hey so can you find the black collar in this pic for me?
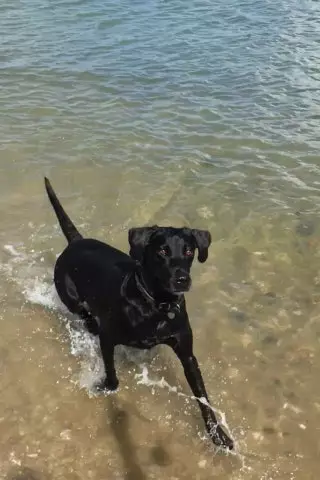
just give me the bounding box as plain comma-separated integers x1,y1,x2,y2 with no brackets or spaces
134,270,182,319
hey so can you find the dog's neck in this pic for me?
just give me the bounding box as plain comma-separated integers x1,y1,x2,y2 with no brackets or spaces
134,267,183,317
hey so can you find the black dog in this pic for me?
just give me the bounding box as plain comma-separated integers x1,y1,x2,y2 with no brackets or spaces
44,177,234,450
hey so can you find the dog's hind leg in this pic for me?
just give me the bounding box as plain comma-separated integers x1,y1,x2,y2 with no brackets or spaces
78,305,99,336
55,273,99,335
95,335,119,392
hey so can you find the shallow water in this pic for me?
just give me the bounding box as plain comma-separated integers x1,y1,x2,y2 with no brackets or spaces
1,0,320,479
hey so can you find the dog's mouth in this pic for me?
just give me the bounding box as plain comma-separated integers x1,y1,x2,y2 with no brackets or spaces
172,286,190,294
171,278,191,293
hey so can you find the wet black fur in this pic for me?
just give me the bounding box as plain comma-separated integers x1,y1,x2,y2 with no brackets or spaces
44,177,234,450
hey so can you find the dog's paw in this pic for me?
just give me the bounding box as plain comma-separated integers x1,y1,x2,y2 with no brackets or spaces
211,425,234,451
94,378,119,394
84,317,99,336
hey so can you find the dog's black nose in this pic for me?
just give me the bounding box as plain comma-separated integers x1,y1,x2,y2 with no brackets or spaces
176,275,188,284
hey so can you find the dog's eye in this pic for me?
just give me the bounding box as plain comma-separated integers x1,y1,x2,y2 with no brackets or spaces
185,249,194,257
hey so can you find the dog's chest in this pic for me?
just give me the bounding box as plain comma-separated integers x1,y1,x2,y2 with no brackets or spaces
127,313,179,349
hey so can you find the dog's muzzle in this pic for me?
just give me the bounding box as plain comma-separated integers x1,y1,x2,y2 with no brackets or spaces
172,270,191,292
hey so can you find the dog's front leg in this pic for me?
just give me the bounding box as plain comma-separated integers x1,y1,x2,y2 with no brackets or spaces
96,334,119,393
167,333,234,450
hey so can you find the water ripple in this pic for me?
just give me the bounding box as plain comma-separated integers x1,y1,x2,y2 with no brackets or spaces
1,0,320,205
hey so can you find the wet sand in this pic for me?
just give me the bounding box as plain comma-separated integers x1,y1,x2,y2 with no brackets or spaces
0,168,319,479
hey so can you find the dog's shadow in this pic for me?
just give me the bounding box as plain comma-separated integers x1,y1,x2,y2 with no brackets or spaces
5,466,52,480
105,345,206,480
106,395,171,480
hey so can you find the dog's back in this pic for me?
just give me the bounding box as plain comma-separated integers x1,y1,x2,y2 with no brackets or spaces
44,177,135,313
55,237,134,312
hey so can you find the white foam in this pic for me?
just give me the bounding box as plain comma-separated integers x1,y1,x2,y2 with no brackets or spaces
4,244,20,257
24,278,62,310
135,365,237,456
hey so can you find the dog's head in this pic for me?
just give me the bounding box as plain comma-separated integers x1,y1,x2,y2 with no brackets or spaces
128,226,211,294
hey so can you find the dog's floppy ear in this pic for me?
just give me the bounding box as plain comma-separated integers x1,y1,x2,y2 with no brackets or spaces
191,229,212,263
128,226,158,263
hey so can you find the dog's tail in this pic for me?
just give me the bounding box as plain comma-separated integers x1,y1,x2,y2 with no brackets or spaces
44,177,82,243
